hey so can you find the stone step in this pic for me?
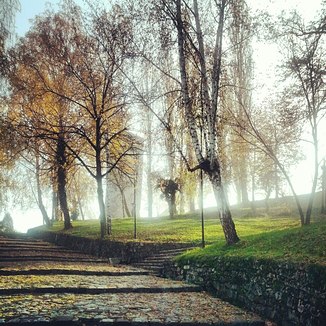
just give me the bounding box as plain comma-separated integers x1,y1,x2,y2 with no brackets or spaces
132,264,163,276
151,249,195,259
132,262,163,269
0,254,100,260
0,256,107,263
147,253,178,259
143,256,173,263
144,247,196,261
0,269,150,276
156,247,196,254
0,238,50,245
0,241,54,248
0,286,201,295
3,322,265,326
0,249,91,256
0,247,74,253
130,246,196,276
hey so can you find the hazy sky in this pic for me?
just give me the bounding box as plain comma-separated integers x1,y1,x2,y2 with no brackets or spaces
16,0,59,36
16,0,323,37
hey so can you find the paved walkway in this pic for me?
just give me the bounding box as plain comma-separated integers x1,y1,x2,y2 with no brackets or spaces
0,234,267,325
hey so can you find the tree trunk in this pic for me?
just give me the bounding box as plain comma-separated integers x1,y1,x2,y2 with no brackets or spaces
305,128,319,225
77,193,85,220
51,186,59,221
189,198,195,212
97,119,107,239
251,171,256,215
143,65,154,219
168,191,177,218
104,177,111,235
104,130,112,235
240,169,249,204
146,135,153,218
179,191,185,214
97,175,107,239
274,162,280,199
236,184,241,206
122,191,131,217
265,189,271,213
279,164,305,225
56,134,72,230
322,161,326,214
35,154,51,227
167,198,175,219
176,0,203,164
104,173,111,235
207,159,240,245
57,165,71,230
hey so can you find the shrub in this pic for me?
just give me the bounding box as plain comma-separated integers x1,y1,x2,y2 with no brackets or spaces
0,212,14,233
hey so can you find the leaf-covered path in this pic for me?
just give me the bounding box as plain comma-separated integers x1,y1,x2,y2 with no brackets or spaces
0,234,267,325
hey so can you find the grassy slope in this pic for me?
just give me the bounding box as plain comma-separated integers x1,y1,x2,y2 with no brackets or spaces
178,220,326,266
32,213,326,265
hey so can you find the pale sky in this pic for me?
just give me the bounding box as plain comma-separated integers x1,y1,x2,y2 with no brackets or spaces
16,0,323,37
248,0,322,19
16,0,59,36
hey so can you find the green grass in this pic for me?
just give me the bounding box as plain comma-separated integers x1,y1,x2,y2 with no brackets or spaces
178,220,326,266
33,214,300,243
32,213,326,265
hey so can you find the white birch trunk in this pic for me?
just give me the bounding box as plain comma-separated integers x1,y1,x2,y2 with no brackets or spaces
176,0,239,244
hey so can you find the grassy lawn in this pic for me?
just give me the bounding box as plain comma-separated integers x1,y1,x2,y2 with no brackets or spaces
178,220,326,266
32,211,326,265
33,214,300,243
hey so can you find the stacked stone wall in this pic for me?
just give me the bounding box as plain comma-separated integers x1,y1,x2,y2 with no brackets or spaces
162,257,326,326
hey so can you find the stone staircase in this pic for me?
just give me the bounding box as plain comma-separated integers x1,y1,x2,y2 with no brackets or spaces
0,234,267,325
131,246,197,276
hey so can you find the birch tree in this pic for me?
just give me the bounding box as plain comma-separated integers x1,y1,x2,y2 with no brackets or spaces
0,0,20,209
154,0,240,244
0,0,20,79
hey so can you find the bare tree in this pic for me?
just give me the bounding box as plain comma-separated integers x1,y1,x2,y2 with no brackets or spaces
228,94,306,224
281,12,326,224
226,0,253,205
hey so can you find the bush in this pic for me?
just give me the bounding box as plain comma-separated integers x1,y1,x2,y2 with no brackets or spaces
0,212,14,233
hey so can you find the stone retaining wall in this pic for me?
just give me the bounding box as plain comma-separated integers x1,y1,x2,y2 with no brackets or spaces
162,257,326,326
27,230,193,263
